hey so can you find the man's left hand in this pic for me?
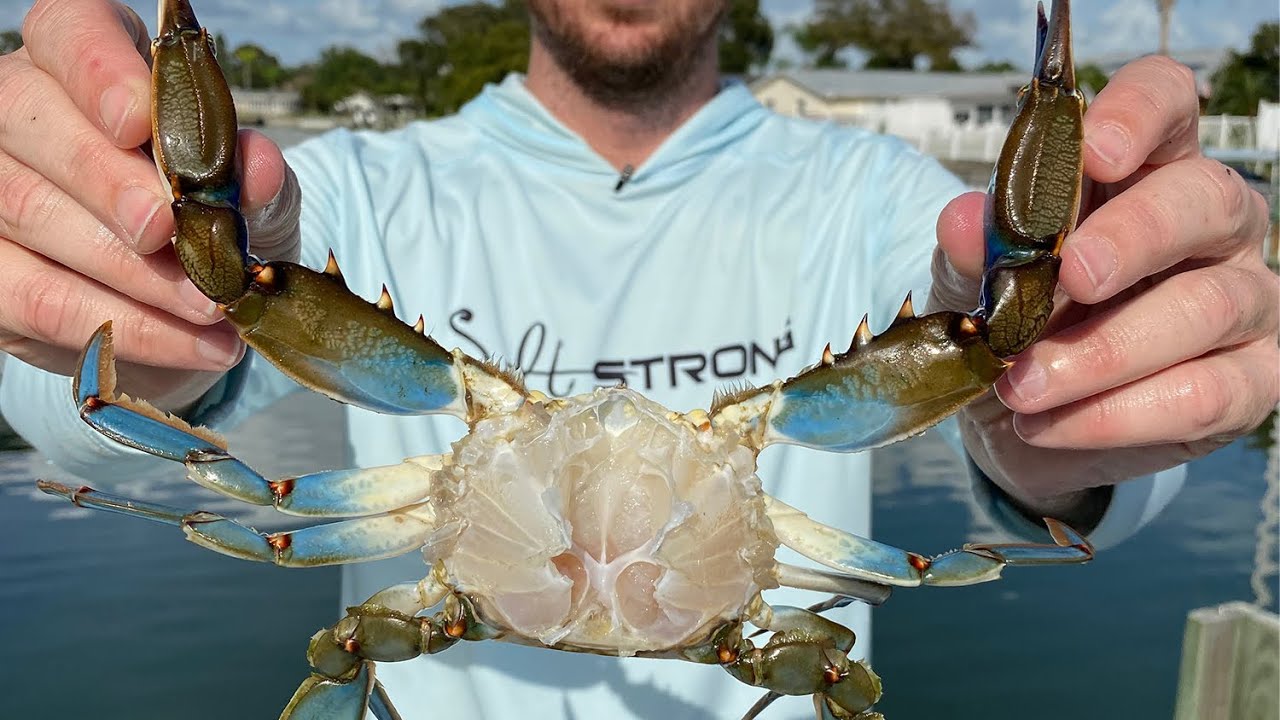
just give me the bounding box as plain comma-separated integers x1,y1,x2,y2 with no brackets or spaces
929,55,1279,520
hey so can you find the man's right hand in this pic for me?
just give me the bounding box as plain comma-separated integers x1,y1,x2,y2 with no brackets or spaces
0,0,301,411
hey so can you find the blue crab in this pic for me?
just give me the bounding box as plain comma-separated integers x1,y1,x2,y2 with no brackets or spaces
37,1,1093,718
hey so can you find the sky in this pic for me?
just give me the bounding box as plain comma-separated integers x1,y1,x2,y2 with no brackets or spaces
4,0,1277,70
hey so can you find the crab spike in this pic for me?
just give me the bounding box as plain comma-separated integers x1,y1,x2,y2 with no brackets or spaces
848,314,873,353
413,315,426,334
821,343,835,366
323,250,346,285
891,292,915,325
376,285,395,314
958,315,982,338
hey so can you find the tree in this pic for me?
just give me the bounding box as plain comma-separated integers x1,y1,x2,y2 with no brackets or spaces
226,44,288,90
0,29,22,54
1206,22,1279,116
794,0,975,70
299,47,395,112
719,0,774,76
412,0,530,115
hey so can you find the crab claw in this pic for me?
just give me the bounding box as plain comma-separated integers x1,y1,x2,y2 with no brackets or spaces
981,0,1084,356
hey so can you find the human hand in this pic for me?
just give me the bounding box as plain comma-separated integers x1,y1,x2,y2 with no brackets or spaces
929,56,1279,522
0,0,301,410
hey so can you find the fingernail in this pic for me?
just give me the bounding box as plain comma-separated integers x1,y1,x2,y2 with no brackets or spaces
99,84,137,143
179,279,220,320
115,186,167,248
1071,236,1119,294
1013,412,1051,441
1004,358,1048,406
196,328,243,369
1087,123,1130,167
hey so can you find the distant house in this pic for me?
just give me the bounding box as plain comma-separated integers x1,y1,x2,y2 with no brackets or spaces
230,89,302,124
750,69,1027,146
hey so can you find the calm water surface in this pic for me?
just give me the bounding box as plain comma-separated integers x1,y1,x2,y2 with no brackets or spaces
1,388,1275,720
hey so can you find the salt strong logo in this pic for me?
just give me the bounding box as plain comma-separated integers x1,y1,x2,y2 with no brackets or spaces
449,308,797,398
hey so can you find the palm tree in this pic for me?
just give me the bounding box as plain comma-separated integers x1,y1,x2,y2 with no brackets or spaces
1156,0,1175,55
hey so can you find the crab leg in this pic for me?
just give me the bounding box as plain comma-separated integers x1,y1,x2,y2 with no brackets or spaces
282,580,490,720
715,605,882,720
712,0,1085,455
766,497,1093,587
71,322,443,516
35,481,437,566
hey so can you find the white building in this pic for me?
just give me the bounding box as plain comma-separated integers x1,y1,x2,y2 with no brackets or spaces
230,89,302,123
750,69,1028,148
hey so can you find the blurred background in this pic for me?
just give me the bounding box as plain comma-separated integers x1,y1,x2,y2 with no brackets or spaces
1,0,1277,718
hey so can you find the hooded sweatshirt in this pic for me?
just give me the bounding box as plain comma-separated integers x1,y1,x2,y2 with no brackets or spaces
1,75,1183,720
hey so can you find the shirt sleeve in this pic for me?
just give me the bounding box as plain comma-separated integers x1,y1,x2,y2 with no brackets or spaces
0,129,355,482
860,136,1185,550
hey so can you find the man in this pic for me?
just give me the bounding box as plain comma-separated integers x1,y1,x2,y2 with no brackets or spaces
1,1,1275,718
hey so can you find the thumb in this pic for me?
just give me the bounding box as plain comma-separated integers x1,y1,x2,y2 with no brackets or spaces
929,190,986,312
238,129,301,264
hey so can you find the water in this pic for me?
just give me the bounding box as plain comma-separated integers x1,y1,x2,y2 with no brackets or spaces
1,388,1275,719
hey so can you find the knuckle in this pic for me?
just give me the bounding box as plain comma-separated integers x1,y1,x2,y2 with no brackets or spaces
1139,55,1197,98
13,268,82,343
0,162,60,236
1180,363,1236,438
1190,157,1248,236
65,127,114,187
1182,268,1245,345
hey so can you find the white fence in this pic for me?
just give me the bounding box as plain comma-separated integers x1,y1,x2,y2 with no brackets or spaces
870,102,1280,165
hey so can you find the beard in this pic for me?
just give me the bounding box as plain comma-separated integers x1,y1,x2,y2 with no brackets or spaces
528,1,727,109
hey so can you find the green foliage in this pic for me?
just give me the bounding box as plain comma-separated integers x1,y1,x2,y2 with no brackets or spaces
719,0,774,76
413,0,531,115
229,44,289,89
300,47,399,112
1206,22,1279,116
794,0,975,70
1076,63,1109,95
0,29,22,54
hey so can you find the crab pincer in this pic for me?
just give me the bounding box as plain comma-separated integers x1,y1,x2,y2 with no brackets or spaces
714,0,1086,456
151,0,492,416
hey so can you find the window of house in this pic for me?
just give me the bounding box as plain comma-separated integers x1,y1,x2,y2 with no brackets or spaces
797,98,807,115
977,105,994,124
954,110,971,124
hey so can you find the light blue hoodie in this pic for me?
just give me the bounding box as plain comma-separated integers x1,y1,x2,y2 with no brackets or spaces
1,75,1183,719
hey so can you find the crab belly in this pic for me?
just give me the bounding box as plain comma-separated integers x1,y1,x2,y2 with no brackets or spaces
427,388,776,655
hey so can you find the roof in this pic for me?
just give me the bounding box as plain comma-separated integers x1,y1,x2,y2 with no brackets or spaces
752,69,1027,101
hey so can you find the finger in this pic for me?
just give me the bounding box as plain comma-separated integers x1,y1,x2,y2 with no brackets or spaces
0,239,243,371
0,332,227,411
1060,157,1267,303
237,129,301,261
22,0,153,148
0,150,221,324
934,191,985,279
926,191,984,313
1010,340,1279,449
996,263,1279,415
0,54,174,252
1082,55,1201,184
